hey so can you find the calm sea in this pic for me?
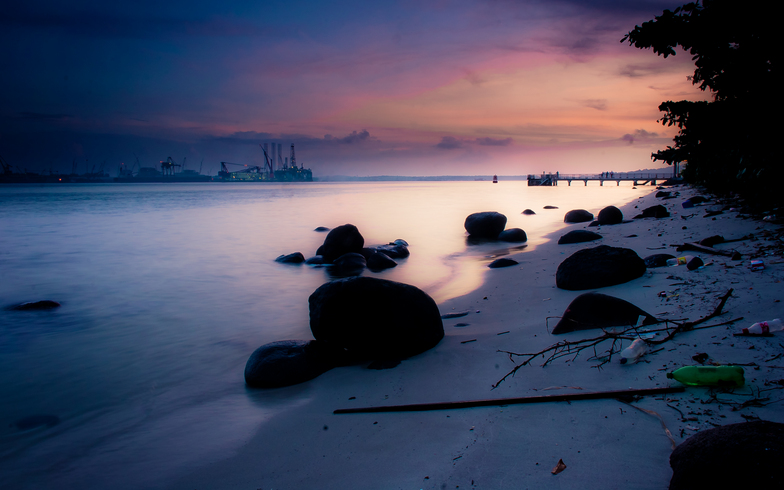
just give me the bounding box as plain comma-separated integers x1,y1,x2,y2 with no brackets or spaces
0,181,647,488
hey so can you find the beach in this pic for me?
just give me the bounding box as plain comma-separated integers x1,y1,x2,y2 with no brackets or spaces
170,184,784,489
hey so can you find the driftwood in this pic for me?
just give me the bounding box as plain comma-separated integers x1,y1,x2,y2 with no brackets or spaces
333,386,686,414
675,242,740,258
493,290,737,389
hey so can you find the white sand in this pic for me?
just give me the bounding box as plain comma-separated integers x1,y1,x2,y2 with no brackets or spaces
171,185,784,490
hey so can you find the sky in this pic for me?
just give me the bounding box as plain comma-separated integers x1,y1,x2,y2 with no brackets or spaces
0,0,708,177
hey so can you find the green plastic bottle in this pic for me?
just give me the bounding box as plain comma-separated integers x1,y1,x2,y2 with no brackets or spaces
666,365,745,387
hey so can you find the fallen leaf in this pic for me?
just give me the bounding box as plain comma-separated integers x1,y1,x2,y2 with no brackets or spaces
551,459,567,475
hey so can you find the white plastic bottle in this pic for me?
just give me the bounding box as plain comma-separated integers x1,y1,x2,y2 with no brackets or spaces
619,338,649,364
742,319,783,334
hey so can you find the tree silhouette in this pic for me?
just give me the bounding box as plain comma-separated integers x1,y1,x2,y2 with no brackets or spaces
623,0,780,208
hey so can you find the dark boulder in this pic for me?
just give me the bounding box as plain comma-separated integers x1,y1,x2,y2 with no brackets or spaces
597,205,623,225
464,212,507,239
522,209,536,215
552,292,657,334
644,253,675,268
275,252,305,264
558,230,602,245
498,228,527,242
367,251,397,271
564,209,594,224
314,226,330,232
244,340,339,388
332,253,366,275
309,277,444,360
7,300,61,311
543,205,558,209
488,258,518,268
669,421,784,490
689,195,709,204
319,224,364,263
555,245,646,290
655,191,671,198
375,243,410,259
634,204,670,219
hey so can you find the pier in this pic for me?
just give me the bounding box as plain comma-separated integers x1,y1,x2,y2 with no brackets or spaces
527,172,674,187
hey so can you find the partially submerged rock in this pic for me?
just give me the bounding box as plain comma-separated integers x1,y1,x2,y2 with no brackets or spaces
7,300,61,311
332,253,366,275
488,258,518,268
366,251,397,271
244,340,339,388
464,212,507,239
558,230,602,245
669,421,784,490
309,277,444,360
521,209,536,215
555,245,646,290
319,224,364,263
552,292,657,334
497,228,527,242
275,252,305,264
564,209,594,224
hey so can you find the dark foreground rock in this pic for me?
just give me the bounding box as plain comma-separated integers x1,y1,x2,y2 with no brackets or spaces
522,209,536,215
634,204,670,219
558,230,602,245
464,212,507,239
244,340,339,388
597,205,623,225
488,258,518,268
669,421,784,490
644,253,675,268
552,292,658,334
309,277,444,360
564,209,594,224
556,245,646,290
275,252,305,264
7,300,61,311
497,228,527,242
319,224,364,263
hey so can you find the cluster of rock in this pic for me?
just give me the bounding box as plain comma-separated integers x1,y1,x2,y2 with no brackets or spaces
275,224,410,275
464,211,527,243
463,211,527,269
245,276,444,388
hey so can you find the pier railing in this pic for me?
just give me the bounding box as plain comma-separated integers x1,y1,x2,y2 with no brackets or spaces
527,172,676,186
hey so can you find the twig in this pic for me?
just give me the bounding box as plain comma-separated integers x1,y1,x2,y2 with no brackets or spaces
493,290,736,389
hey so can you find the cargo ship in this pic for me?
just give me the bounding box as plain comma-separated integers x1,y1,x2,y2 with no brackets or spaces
217,143,312,182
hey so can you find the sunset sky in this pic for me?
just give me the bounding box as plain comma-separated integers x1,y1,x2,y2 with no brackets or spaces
1,0,708,177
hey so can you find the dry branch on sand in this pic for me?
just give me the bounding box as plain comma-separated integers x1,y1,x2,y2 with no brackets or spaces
493,289,738,389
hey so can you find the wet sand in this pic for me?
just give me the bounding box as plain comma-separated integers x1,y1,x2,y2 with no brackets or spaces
171,185,784,490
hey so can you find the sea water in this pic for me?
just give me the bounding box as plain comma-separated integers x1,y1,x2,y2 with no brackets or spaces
0,181,647,488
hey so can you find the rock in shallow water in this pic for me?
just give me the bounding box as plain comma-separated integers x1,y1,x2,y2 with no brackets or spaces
244,340,339,388
464,212,507,239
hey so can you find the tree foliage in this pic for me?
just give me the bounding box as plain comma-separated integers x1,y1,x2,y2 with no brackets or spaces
623,0,780,208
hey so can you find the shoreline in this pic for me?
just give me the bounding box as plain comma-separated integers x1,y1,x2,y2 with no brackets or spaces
171,185,784,490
